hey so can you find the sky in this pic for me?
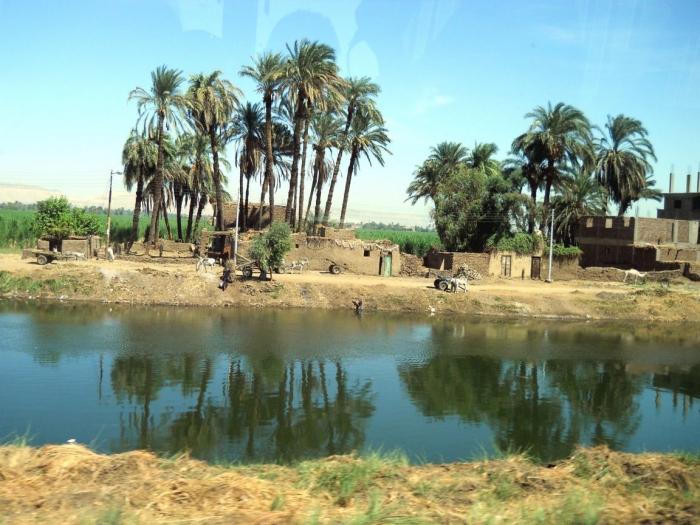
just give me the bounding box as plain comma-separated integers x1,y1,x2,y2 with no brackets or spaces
1,0,699,226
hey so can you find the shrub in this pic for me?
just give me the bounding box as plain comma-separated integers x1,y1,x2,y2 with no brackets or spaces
249,223,292,277
485,232,543,255
32,197,102,241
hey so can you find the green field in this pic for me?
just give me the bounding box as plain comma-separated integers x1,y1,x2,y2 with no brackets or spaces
0,208,205,250
355,229,440,256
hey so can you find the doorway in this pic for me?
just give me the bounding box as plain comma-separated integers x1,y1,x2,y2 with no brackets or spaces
501,255,512,277
379,253,393,276
531,256,541,280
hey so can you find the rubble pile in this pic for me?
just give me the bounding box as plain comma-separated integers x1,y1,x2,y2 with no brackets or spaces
455,264,483,281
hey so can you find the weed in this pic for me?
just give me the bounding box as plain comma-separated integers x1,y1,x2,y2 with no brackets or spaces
345,492,427,525
91,506,129,525
270,494,285,511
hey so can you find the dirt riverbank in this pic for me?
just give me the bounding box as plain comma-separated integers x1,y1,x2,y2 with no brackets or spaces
0,444,697,524
2,254,700,321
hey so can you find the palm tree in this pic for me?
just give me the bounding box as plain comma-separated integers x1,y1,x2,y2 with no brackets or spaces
233,102,264,231
406,142,468,206
306,112,344,230
619,173,662,217
595,114,657,216
240,52,285,228
553,169,607,245
177,132,214,242
187,71,242,231
129,66,189,244
122,130,157,251
322,77,380,226
466,142,501,177
506,139,545,233
338,113,391,228
514,102,593,231
282,39,345,225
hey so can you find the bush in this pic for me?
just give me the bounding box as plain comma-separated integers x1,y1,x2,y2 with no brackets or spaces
249,223,292,277
549,244,583,258
32,197,102,241
485,232,542,255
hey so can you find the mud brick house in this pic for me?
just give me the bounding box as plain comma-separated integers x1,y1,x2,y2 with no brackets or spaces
577,216,700,269
657,172,700,221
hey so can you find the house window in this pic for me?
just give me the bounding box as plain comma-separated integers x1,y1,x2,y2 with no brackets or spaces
692,197,700,210
605,218,612,229
586,218,593,228
674,200,682,209
363,249,370,257
295,244,300,249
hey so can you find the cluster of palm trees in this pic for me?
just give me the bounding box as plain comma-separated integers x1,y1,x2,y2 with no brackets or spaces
408,102,660,246
122,39,390,249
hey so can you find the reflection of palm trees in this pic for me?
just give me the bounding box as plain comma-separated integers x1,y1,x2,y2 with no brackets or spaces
398,348,642,461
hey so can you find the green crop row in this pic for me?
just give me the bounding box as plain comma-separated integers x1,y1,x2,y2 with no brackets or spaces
354,229,441,257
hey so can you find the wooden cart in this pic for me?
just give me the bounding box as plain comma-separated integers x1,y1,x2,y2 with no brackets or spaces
21,249,84,265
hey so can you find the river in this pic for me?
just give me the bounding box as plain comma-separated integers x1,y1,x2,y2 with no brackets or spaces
1,302,699,463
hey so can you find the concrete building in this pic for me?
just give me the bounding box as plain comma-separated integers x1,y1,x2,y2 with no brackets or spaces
657,172,700,220
577,216,700,269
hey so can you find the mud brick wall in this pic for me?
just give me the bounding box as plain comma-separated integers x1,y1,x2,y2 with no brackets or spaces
60,239,90,257
488,252,534,279
541,256,582,280
160,240,195,253
452,253,490,276
285,238,401,275
657,247,700,263
634,218,675,244
424,251,454,271
577,216,635,241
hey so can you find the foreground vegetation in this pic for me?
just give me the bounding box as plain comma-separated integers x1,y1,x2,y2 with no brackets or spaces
355,229,440,256
0,444,697,524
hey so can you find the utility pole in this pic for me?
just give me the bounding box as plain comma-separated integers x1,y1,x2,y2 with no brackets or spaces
233,182,241,272
106,170,121,254
546,208,554,283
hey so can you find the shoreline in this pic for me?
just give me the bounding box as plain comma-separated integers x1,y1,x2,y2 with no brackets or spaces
2,253,700,322
0,443,697,524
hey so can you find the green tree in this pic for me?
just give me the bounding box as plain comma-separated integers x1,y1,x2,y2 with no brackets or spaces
514,102,593,231
308,112,344,230
466,142,501,177
33,197,101,242
552,169,607,245
338,112,391,228
122,130,157,250
129,66,189,244
282,40,345,225
249,223,293,279
322,76,380,226
406,141,468,206
240,52,286,228
595,114,657,216
187,71,242,231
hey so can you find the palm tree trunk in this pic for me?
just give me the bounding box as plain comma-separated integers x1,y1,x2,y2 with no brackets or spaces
285,93,305,223
185,189,196,242
528,184,537,234
339,147,358,228
269,174,275,226
193,194,207,237
542,170,553,235
239,162,245,230
297,116,310,232
148,113,166,244
128,175,144,252
323,105,354,226
313,152,326,233
174,181,184,241
263,93,275,229
258,176,268,230
209,126,224,232
304,159,319,227
244,173,251,231
161,196,172,240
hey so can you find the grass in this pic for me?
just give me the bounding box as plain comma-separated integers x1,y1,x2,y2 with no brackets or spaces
0,207,207,249
0,445,698,524
0,271,87,295
355,229,440,257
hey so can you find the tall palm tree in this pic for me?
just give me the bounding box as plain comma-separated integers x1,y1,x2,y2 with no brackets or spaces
122,129,157,251
129,66,189,244
322,77,380,226
282,39,345,225
466,142,501,177
514,102,593,231
177,132,214,242
406,142,468,206
233,102,264,231
240,52,285,228
619,173,662,217
187,71,242,231
306,112,344,230
553,169,607,245
594,114,657,216
338,113,391,227
506,138,546,233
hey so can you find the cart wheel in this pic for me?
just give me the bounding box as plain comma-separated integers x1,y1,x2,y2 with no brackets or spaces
433,278,442,289
36,254,49,265
329,264,341,275
438,279,449,292
242,266,253,279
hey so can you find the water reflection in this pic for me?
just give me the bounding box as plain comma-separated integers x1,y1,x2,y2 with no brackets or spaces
1,302,699,463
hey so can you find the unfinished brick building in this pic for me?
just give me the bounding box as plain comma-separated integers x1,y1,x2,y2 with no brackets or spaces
577,216,700,269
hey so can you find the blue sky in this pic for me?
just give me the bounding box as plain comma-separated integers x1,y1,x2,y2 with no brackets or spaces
1,0,699,225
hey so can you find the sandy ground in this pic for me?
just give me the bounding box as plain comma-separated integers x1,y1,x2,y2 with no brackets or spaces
2,253,700,321
0,444,698,524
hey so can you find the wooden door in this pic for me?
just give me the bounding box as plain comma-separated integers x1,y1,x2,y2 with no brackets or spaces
501,255,512,277
531,256,541,279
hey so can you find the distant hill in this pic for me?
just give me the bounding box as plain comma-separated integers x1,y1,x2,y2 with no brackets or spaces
0,183,135,210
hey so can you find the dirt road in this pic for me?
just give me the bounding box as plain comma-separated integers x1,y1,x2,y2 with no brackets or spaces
1,254,699,321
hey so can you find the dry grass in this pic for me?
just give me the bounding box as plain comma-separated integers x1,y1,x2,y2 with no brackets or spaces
0,445,698,524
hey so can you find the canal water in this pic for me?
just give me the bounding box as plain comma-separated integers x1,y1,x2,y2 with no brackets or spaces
1,302,699,463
